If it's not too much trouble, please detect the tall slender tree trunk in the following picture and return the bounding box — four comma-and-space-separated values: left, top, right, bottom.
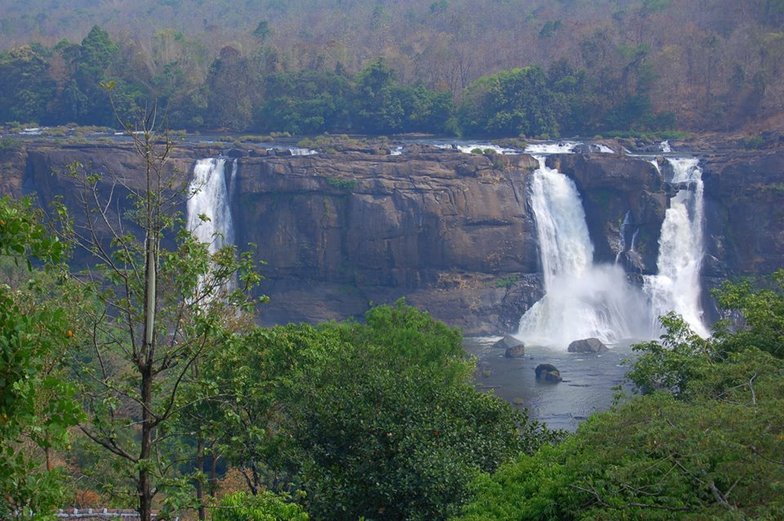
140, 363, 154, 521
139, 145, 158, 521
196, 437, 206, 521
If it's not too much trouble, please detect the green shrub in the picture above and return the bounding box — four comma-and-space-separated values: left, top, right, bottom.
212, 492, 309, 521
325, 176, 357, 190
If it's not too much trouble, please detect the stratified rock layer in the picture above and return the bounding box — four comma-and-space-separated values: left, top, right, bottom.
3, 140, 783, 335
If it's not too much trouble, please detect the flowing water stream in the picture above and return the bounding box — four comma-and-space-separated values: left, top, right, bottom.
186, 158, 236, 252
516, 153, 708, 348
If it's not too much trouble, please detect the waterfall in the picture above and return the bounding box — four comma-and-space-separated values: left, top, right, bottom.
186, 158, 236, 253
515, 149, 711, 347
643, 158, 709, 337
517, 158, 650, 347
615, 211, 632, 264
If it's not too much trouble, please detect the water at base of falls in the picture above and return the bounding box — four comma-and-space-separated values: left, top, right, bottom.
517, 158, 653, 347
516, 156, 708, 348
518, 264, 652, 346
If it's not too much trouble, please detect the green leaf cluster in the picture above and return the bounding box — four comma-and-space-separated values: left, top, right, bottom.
0, 197, 83, 520
201, 301, 557, 520
213, 491, 309, 521
713, 269, 784, 358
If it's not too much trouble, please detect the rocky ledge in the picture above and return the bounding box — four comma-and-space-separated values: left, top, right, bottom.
2, 139, 783, 335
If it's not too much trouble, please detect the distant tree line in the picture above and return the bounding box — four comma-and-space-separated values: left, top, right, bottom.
0, 25, 676, 137
1, 0, 783, 131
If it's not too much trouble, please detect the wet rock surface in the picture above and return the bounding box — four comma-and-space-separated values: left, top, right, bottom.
568, 337, 609, 353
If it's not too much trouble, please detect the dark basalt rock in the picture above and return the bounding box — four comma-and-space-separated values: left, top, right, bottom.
535, 363, 562, 383
495, 335, 524, 349
504, 345, 526, 358
568, 337, 608, 353
6, 139, 784, 336
547, 153, 667, 273
495, 335, 525, 358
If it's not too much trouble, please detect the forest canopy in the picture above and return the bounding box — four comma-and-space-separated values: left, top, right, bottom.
1, 0, 783, 134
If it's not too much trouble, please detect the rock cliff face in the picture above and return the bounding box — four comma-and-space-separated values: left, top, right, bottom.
4, 140, 784, 335
234, 150, 541, 334
547, 154, 667, 274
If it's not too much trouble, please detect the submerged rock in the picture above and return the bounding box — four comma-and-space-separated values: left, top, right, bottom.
567, 337, 608, 353
496, 335, 525, 358
535, 363, 562, 383
505, 345, 526, 358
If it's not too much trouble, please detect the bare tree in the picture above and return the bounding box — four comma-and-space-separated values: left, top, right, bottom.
58, 105, 260, 521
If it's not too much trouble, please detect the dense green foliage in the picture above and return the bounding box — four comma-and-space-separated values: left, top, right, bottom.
0, 197, 82, 520
2, 0, 783, 132
199, 302, 558, 520
713, 269, 784, 358
213, 492, 308, 521
458, 66, 563, 138
454, 308, 784, 520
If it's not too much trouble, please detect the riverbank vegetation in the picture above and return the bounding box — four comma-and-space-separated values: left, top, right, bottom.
3, 178, 784, 519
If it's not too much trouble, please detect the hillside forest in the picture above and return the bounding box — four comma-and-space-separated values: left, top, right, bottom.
0, 0, 783, 136
2, 0, 784, 520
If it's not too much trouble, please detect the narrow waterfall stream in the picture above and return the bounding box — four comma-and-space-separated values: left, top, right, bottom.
185, 158, 237, 297
186, 158, 236, 253
644, 158, 709, 337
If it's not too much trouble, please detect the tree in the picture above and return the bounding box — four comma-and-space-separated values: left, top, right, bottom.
0, 196, 83, 520
353, 58, 406, 134
0, 45, 56, 124
458, 66, 561, 138
58, 113, 260, 521
213, 491, 308, 521
205, 46, 263, 131
63, 26, 121, 124
713, 269, 784, 358
626, 312, 715, 398
204, 302, 558, 520
352, 58, 454, 135
254, 69, 352, 134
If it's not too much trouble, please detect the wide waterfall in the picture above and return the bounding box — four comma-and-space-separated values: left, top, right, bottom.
643, 158, 709, 337
186, 158, 236, 253
517, 157, 651, 346
516, 153, 708, 348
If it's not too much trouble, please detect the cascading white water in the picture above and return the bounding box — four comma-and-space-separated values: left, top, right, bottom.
514, 143, 709, 347
615, 211, 632, 264
643, 158, 709, 337
186, 158, 236, 253
517, 158, 650, 347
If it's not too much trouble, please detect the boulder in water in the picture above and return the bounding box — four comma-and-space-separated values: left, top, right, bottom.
535, 363, 562, 383
495, 335, 521, 348
567, 337, 608, 353
505, 345, 526, 358
494, 335, 525, 358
